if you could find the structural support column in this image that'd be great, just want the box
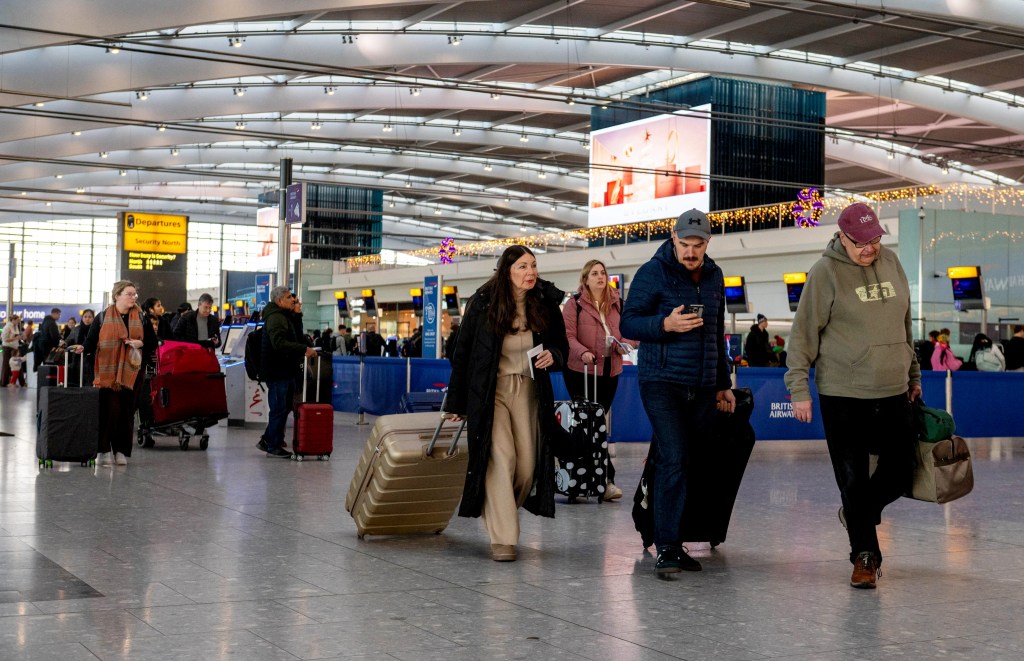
[277,158,293,289]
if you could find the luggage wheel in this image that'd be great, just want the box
[294,454,304,462]
[317,454,326,461]
[199,435,209,451]
[178,431,190,451]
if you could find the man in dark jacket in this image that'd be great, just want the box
[621,208,735,575]
[260,286,317,458]
[172,293,221,347]
[35,308,62,371]
[743,313,773,366]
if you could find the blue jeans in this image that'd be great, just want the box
[263,379,294,451]
[640,381,717,551]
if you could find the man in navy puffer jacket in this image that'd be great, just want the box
[621,208,735,575]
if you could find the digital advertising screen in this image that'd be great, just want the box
[588,104,711,228]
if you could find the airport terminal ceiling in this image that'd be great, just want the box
[2,0,1024,252]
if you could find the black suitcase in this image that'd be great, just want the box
[399,391,446,413]
[554,366,610,502]
[36,355,99,467]
[632,388,755,548]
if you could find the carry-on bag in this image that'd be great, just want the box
[908,435,974,504]
[37,352,99,467]
[345,410,468,538]
[553,364,610,502]
[292,352,333,460]
[632,388,756,548]
[155,340,220,375]
[36,363,65,406]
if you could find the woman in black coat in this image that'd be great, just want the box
[445,245,568,562]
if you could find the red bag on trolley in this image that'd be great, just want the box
[156,340,220,375]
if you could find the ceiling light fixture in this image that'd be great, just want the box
[565,97,575,106]
[434,208,443,215]
[99,151,108,158]
[490,93,501,100]
[106,43,121,54]
[76,187,85,194]
[311,120,322,130]
[157,124,167,132]
[19,191,26,196]
[448,34,462,46]
[341,35,355,44]
[45,202,52,207]
[690,0,750,8]
[170,148,179,156]
[409,88,421,96]
[887,150,895,160]
[233,87,247,97]
[582,140,591,150]
[119,169,127,176]
[405,181,412,188]
[235,121,247,130]
[135,90,149,101]
[228,36,245,48]
[537,171,547,179]
[33,101,45,107]
[324,86,337,95]
[483,163,492,172]
[55,174,63,179]
[941,165,949,174]
[382,123,393,133]
[71,131,82,136]
[452,127,462,136]
[388,200,395,208]
[550,204,557,211]
[519,133,529,143]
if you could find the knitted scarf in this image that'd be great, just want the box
[94,304,143,390]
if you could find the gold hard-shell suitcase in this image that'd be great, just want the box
[345,411,468,538]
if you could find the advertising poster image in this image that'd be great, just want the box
[588,105,711,228]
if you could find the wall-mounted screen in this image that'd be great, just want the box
[951,277,982,301]
[221,326,244,355]
[588,105,711,228]
[786,283,805,312]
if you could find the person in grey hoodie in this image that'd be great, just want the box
[785,202,921,591]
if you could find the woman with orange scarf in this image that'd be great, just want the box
[76,280,154,466]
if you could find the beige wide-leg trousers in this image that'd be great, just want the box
[482,374,538,546]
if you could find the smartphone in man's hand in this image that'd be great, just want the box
[684,304,704,317]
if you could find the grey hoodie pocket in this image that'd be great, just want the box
[850,342,912,390]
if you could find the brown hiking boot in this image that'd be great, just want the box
[850,551,879,589]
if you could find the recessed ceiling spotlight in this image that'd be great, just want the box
[235,121,247,130]
[33,101,45,107]
[135,90,149,101]
[119,169,127,176]
[170,148,179,156]
[324,86,337,95]
[156,124,167,132]
[71,131,82,136]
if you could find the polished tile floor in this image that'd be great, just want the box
[2,385,1023,660]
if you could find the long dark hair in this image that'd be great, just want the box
[481,245,547,335]
[968,333,992,363]
[141,297,162,319]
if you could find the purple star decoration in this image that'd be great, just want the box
[439,237,457,264]
[793,187,824,228]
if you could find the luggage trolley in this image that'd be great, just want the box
[137,340,229,451]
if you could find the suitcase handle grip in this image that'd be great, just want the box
[427,392,464,457]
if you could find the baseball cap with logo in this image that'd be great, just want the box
[837,202,887,245]
[674,208,711,240]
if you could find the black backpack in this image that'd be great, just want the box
[244,326,263,381]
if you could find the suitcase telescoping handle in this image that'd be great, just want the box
[583,362,597,402]
[428,391,465,458]
[303,350,322,403]
[62,348,84,388]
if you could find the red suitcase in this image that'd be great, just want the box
[293,354,333,461]
[151,371,229,426]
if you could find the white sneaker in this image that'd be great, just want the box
[114,453,128,466]
[97,452,113,466]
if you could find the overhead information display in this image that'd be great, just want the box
[117,212,189,307]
